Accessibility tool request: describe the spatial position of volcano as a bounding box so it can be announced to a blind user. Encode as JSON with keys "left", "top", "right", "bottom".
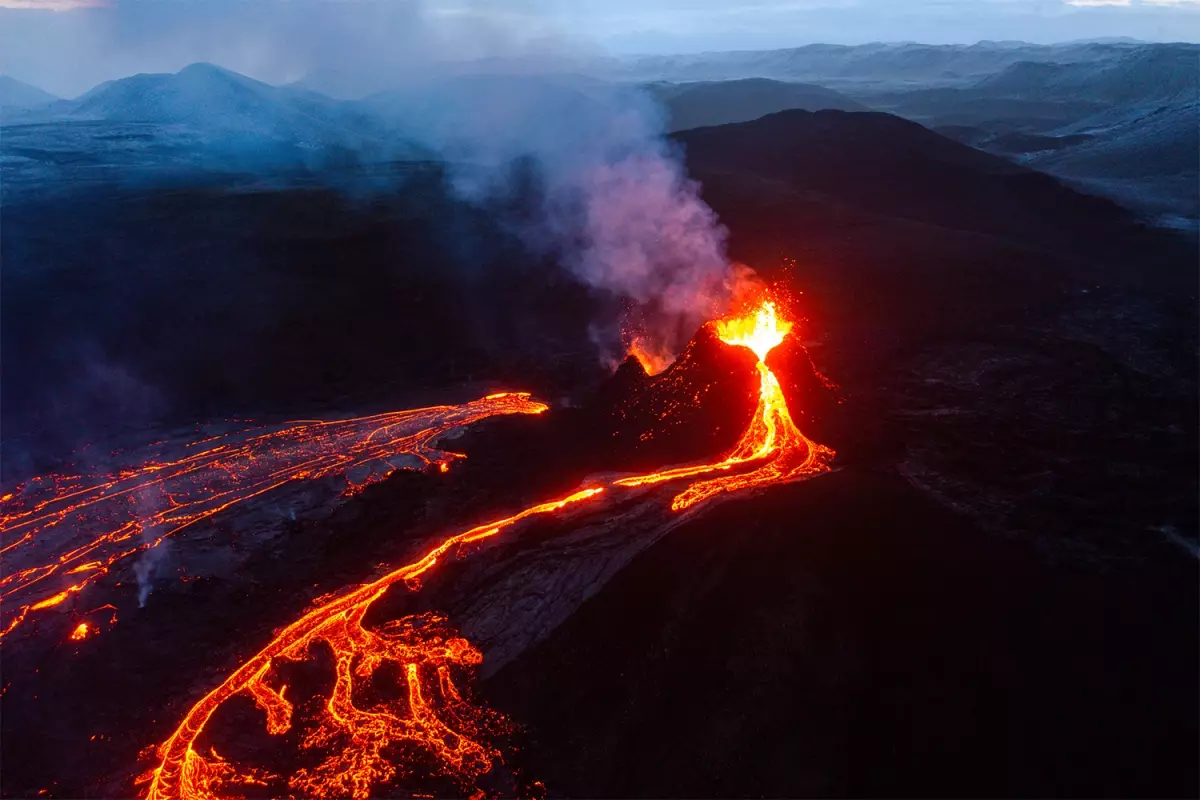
{"left": 132, "top": 298, "right": 838, "bottom": 800}
{"left": 1, "top": 299, "right": 845, "bottom": 799}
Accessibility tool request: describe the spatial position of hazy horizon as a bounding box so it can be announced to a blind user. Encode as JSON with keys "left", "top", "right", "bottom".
{"left": 2, "top": 0, "right": 1199, "bottom": 98}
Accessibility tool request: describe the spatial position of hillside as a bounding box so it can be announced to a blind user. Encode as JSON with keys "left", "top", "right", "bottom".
{"left": 673, "top": 108, "right": 1132, "bottom": 250}
{"left": 979, "top": 43, "right": 1200, "bottom": 105}
{"left": 1025, "top": 101, "right": 1199, "bottom": 225}
{"left": 646, "top": 78, "right": 867, "bottom": 132}
{"left": 61, "top": 63, "right": 383, "bottom": 149}
{"left": 0, "top": 75, "right": 58, "bottom": 112}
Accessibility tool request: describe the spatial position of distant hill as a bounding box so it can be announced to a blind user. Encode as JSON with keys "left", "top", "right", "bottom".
{"left": 646, "top": 78, "right": 867, "bottom": 132}
{"left": 0, "top": 63, "right": 428, "bottom": 187}
{"left": 1023, "top": 101, "right": 1199, "bottom": 225}
{"left": 619, "top": 40, "right": 1141, "bottom": 88}
{"left": 866, "top": 44, "right": 1198, "bottom": 133}
{"left": 673, "top": 108, "right": 1128, "bottom": 249}
{"left": 978, "top": 43, "right": 1199, "bottom": 105}
{"left": 60, "top": 63, "right": 386, "bottom": 150}
{"left": 0, "top": 75, "right": 58, "bottom": 112}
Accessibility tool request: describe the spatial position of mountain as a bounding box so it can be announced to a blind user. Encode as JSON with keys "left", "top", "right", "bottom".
{"left": 646, "top": 78, "right": 867, "bottom": 132}
{"left": 0, "top": 63, "right": 425, "bottom": 196}
{"left": 0, "top": 75, "right": 58, "bottom": 111}
{"left": 619, "top": 40, "right": 1142, "bottom": 88}
{"left": 61, "top": 63, "right": 386, "bottom": 150}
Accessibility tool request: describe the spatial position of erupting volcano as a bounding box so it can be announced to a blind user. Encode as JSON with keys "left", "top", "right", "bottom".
{"left": 615, "top": 300, "right": 833, "bottom": 510}
{"left": 138, "top": 298, "right": 834, "bottom": 800}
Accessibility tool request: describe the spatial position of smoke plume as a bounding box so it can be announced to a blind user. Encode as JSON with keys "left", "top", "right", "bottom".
{"left": 380, "top": 73, "right": 739, "bottom": 362}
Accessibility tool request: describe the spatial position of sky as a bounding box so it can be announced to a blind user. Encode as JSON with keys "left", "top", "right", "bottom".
{"left": 2, "top": 0, "right": 1198, "bottom": 97}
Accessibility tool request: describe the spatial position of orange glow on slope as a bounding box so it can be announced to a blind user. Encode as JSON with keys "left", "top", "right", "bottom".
{"left": 69, "top": 622, "right": 92, "bottom": 641}
{"left": 616, "top": 300, "right": 833, "bottom": 510}
{"left": 142, "top": 300, "right": 835, "bottom": 800}
{"left": 628, "top": 338, "right": 672, "bottom": 376}
{"left": 0, "top": 393, "right": 547, "bottom": 640}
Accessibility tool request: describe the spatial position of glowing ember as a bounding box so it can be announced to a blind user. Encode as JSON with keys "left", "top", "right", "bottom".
{"left": 68, "top": 622, "right": 92, "bottom": 641}
{"left": 628, "top": 337, "right": 672, "bottom": 376}
{"left": 141, "top": 299, "right": 835, "bottom": 800}
{"left": 0, "top": 393, "right": 547, "bottom": 640}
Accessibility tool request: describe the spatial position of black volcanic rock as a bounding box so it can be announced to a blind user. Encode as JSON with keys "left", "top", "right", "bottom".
{"left": 487, "top": 471, "right": 1198, "bottom": 798}
{"left": 673, "top": 108, "right": 1132, "bottom": 253}
{"left": 581, "top": 325, "right": 761, "bottom": 471}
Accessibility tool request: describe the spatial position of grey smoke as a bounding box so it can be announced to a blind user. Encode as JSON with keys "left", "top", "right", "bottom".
{"left": 131, "top": 484, "right": 171, "bottom": 607}
{"left": 372, "top": 73, "right": 736, "bottom": 360}
{"left": 134, "top": 539, "right": 172, "bottom": 608}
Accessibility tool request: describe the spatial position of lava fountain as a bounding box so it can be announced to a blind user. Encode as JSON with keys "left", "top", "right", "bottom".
{"left": 615, "top": 300, "right": 834, "bottom": 510}
{"left": 140, "top": 299, "right": 834, "bottom": 800}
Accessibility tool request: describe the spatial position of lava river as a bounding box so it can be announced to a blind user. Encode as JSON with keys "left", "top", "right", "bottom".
{"left": 138, "top": 299, "right": 835, "bottom": 800}
{"left": 0, "top": 393, "right": 548, "bottom": 641}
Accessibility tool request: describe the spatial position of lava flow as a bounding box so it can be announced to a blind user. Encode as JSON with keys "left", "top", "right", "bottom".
{"left": 0, "top": 393, "right": 547, "bottom": 640}
{"left": 615, "top": 300, "right": 834, "bottom": 510}
{"left": 139, "top": 299, "right": 834, "bottom": 800}
{"left": 140, "top": 488, "right": 604, "bottom": 800}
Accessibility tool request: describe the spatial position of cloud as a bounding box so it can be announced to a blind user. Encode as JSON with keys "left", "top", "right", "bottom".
{"left": 0, "top": 0, "right": 105, "bottom": 8}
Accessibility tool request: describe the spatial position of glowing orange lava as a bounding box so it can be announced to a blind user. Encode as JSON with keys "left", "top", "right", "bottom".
{"left": 628, "top": 337, "right": 672, "bottom": 376}
{"left": 616, "top": 300, "right": 833, "bottom": 510}
{"left": 140, "top": 489, "right": 604, "bottom": 800}
{"left": 141, "top": 299, "right": 835, "bottom": 800}
{"left": 0, "top": 393, "right": 547, "bottom": 640}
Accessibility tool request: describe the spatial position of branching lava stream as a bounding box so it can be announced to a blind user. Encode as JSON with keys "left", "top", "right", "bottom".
{"left": 135, "top": 300, "right": 834, "bottom": 800}
{"left": 0, "top": 393, "right": 547, "bottom": 640}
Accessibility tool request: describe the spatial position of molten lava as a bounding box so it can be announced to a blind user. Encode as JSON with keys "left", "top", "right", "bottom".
{"left": 628, "top": 337, "right": 672, "bottom": 376}
{"left": 137, "top": 299, "right": 834, "bottom": 800}
{"left": 0, "top": 393, "right": 547, "bottom": 640}
{"left": 616, "top": 301, "right": 833, "bottom": 510}
{"left": 140, "top": 489, "right": 603, "bottom": 800}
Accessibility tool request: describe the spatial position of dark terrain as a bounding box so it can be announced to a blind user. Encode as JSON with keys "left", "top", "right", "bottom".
{"left": 2, "top": 82, "right": 1197, "bottom": 798}
{"left": 646, "top": 78, "right": 867, "bottom": 132}
{"left": 627, "top": 41, "right": 1199, "bottom": 226}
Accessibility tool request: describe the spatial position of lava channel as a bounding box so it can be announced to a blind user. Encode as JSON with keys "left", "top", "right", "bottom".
{"left": 0, "top": 393, "right": 547, "bottom": 641}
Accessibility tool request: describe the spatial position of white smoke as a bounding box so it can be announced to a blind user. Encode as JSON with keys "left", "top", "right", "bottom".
{"left": 134, "top": 539, "right": 172, "bottom": 608}
{"left": 131, "top": 484, "right": 171, "bottom": 607}
{"left": 383, "top": 72, "right": 736, "bottom": 361}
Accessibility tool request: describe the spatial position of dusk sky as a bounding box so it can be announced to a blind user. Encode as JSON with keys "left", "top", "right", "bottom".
{"left": 2, "top": 0, "right": 1198, "bottom": 97}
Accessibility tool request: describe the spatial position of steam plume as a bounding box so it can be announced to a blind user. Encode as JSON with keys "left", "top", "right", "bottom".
{"left": 383, "top": 73, "right": 739, "bottom": 362}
